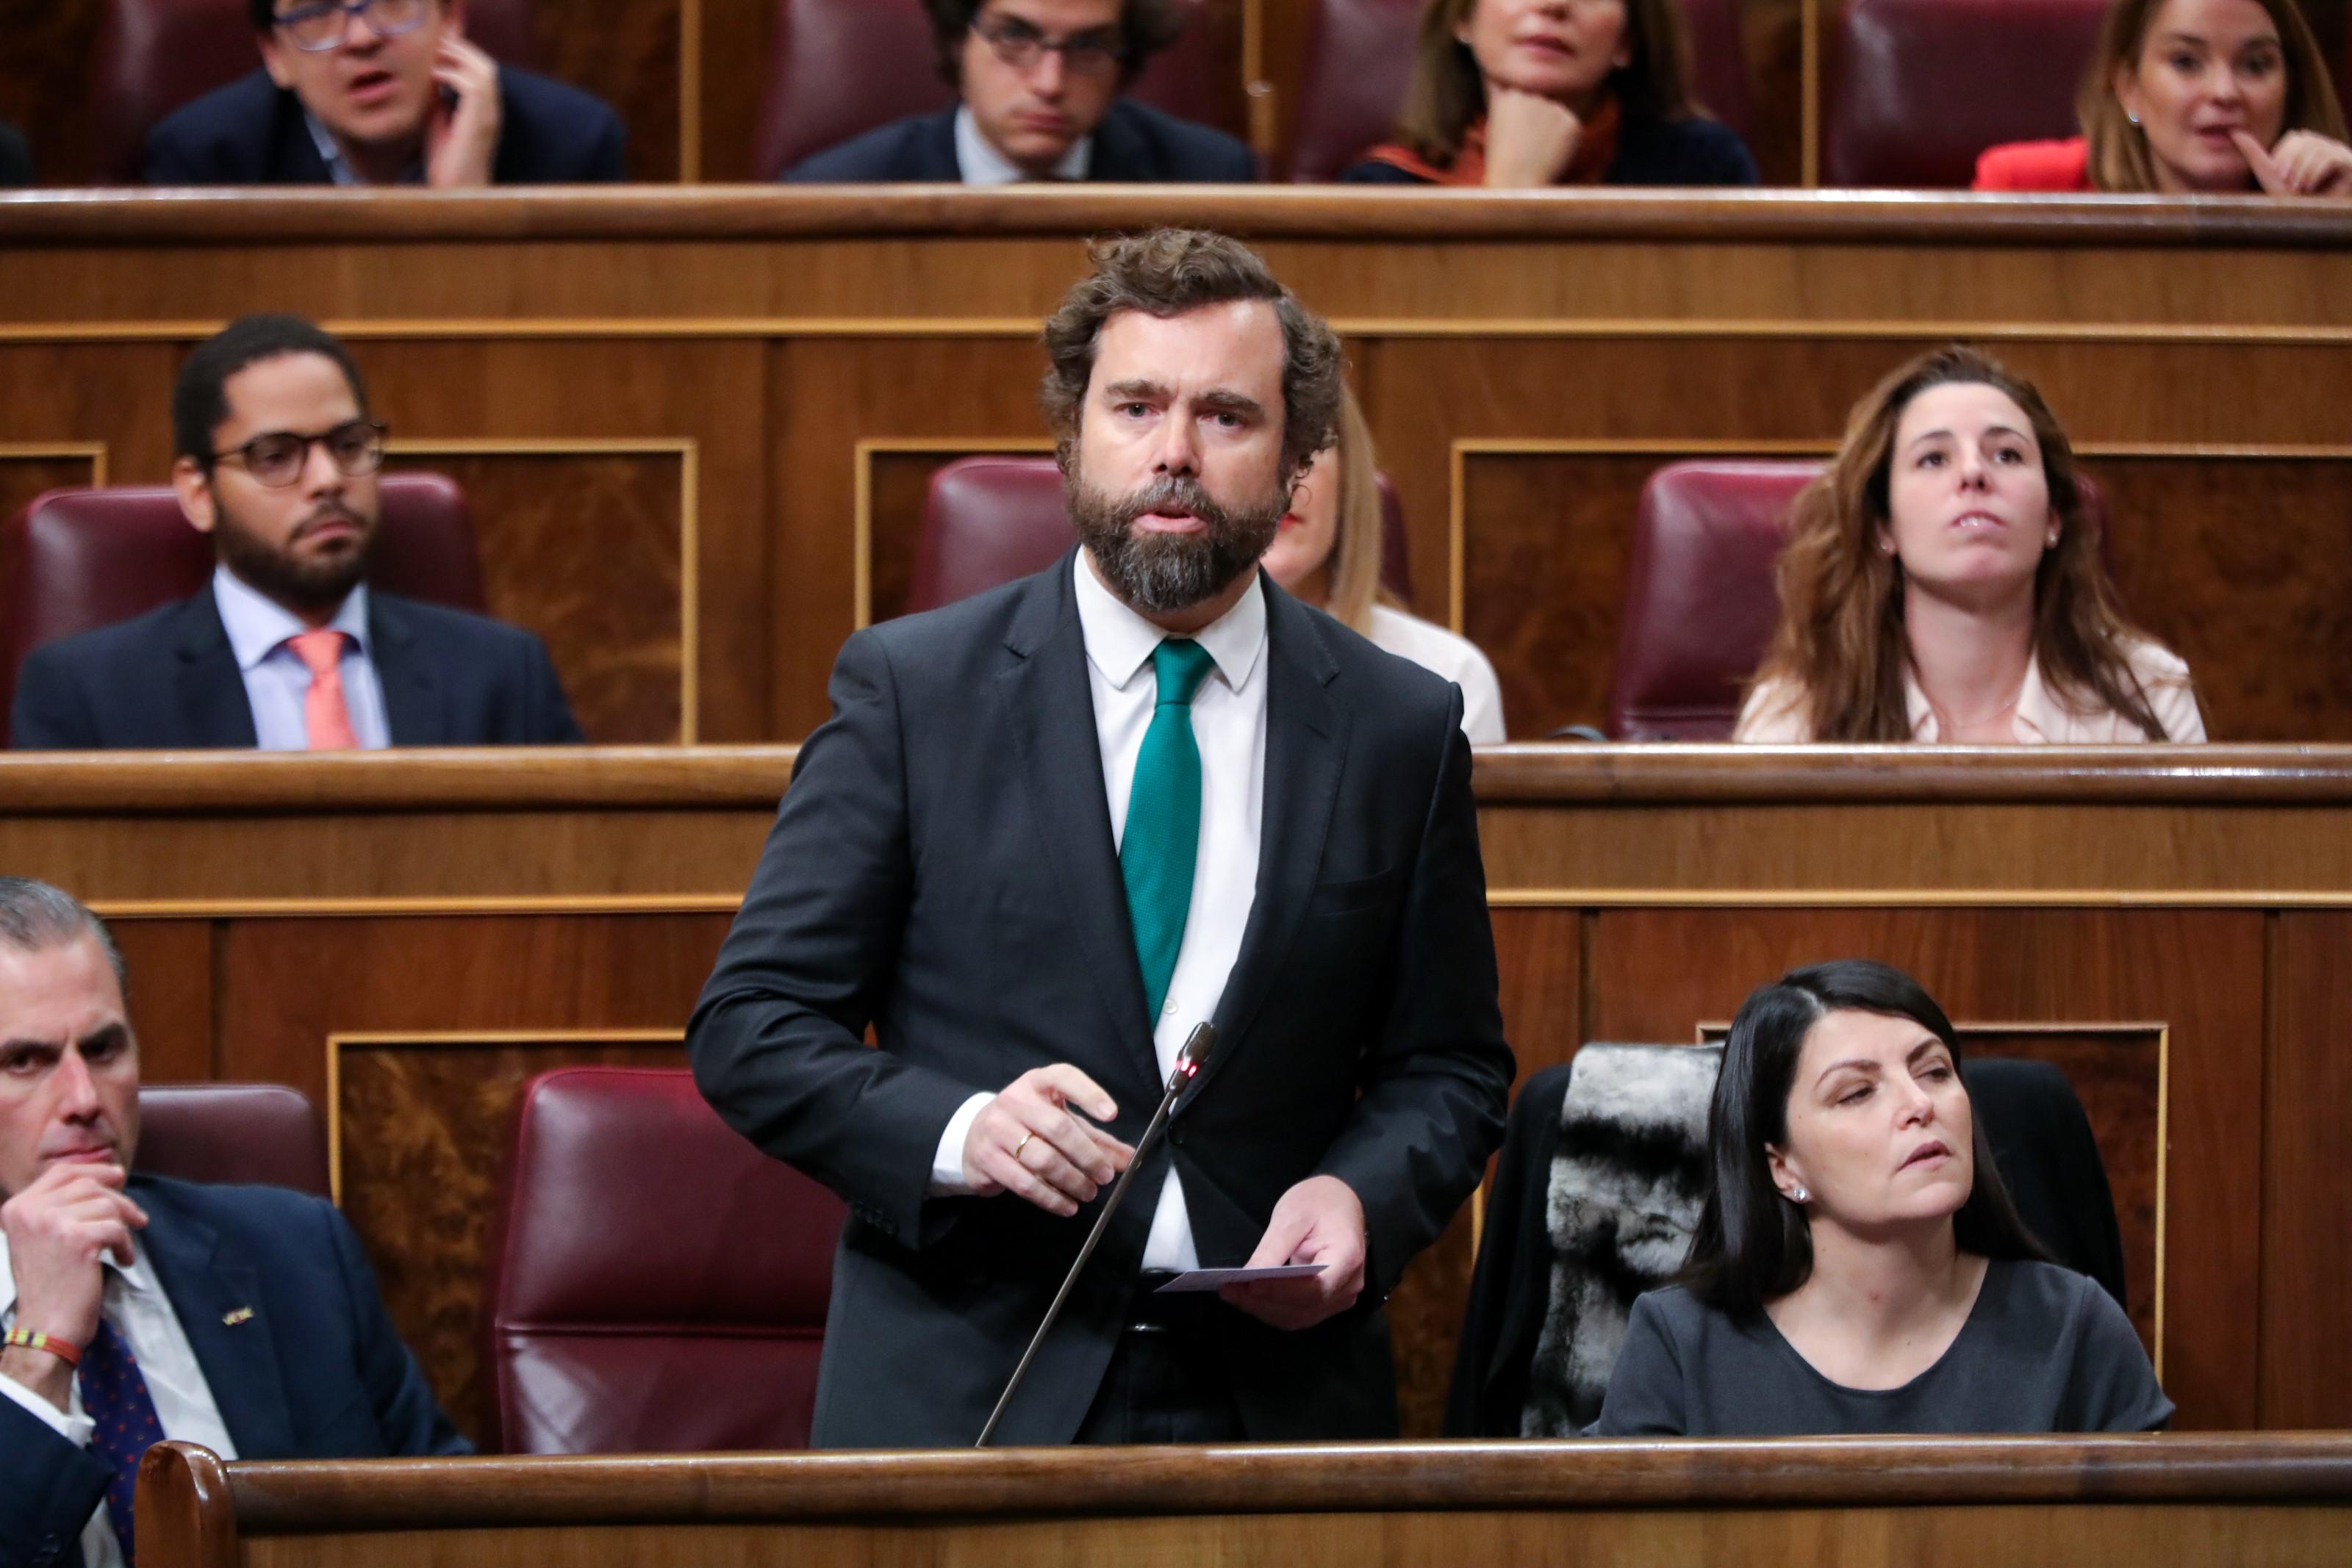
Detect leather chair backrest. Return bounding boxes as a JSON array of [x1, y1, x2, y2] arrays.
[[93, 0, 539, 184], [1283, 0, 1753, 182], [1607, 459, 1815, 741], [1607, 458, 2117, 740], [481, 1066, 848, 1454], [135, 1083, 331, 1196], [0, 475, 489, 745], [1824, 0, 2107, 187], [756, 0, 1243, 180], [903, 453, 1413, 615]]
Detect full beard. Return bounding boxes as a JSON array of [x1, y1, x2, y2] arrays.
[[213, 495, 374, 616], [1066, 469, 1287, 615]]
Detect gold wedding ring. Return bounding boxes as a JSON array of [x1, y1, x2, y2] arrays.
[[1012, 1132, 1036, 1162]]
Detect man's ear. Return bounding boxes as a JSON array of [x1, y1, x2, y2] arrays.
[[442, 0, 468, 40], [173, 457, 220, 535], [257, 27, 295, 90]]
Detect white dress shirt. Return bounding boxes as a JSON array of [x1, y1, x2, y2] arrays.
[[1735, 639, 2206, 744], [212, 566, 392, 750], [1365, 604, 1507, 744], [931, 551, 1270, 1271], [0, 1232, 239, 1568], [953, 103, 1092, 184]]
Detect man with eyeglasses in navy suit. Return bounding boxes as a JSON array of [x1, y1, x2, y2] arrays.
[[143, 0, 624, 186], [783, 0, 1255, 184], [10, 315, 584, 751]]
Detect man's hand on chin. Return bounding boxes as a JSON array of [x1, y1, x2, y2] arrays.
[[1219, 1174, 1366, 1331]]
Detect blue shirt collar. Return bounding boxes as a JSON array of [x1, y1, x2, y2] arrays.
[[212, 564, 370, 674]]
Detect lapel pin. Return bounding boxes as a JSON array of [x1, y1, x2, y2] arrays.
[[222, 1307, 254, 1327]]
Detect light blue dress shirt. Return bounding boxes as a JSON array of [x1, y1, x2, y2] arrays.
[[211, 565, 392, 750], [953, 104, 1091, 184]]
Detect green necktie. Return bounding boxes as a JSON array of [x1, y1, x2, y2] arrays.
[[1120, 638, 1219, 1023]]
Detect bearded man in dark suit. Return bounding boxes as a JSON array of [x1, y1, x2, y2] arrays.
[[691, 229, 1510, 1447]]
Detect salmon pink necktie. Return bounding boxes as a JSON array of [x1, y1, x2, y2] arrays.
[[287, 629, 359, 750]]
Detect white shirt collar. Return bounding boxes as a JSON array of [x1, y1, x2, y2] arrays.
[[953, 102, 1092, 184], [0, 1223, 157, 1321], [213, 564, 370, 675], [1903, 652, 2064, 743], [1072, 549, 1266, 697]]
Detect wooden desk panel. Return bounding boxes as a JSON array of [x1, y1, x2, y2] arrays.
[[6, 746, 2351, 1434], [137, 1437, 2352, 1568], [1, 193, 2348, 741]]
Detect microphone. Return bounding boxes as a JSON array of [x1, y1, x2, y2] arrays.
[[975, 1021, 1216, 1448]]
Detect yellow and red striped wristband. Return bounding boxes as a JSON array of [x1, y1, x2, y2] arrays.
[[1, 1328, 82, 1368]]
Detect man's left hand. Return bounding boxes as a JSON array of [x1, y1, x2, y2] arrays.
[[1219, 1174, 1366, 1331], [424, 33, 503, 189]]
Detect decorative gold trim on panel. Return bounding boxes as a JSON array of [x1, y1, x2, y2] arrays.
[[678, 0, 703, 184], [388, 436, 702, 744], [1485, 888, 2352, 907], [0, 442, 110, 486], [1801, 0, 1821, 188], [93, 895, 747, 919], [853, 436, 1058, 629], [1690, 1017, 2171, 1375], [325, 1026, 686, 1205]]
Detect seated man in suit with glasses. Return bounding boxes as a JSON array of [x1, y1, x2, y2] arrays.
[[144, 0, 625, 186], [10, 314, 584, 750], [783, 0, 1255, 184]]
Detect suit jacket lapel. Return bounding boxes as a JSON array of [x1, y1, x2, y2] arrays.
[[134, 1181, 295, 1459], [1089, 102, 1150, 181], [171, 591, 260, 747], [1193, 581, 1347, 1105], [370, 596, 441, 745], [1001, 555, 1161, 1087], [920, 107, 964, 180]]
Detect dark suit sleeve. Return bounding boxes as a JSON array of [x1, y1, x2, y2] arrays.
[[0, 1392, 110, 1568], [522, 636, 586, 744], [10, 645, 99, 749], [1315, 688, 1514, 1301], [689, 629, 986, 1244], [581, 103, 627, 181], [320, 1203, 470, 1456]]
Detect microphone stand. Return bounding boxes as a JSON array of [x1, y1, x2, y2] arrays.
[[975, 1022, 1216, 1448]]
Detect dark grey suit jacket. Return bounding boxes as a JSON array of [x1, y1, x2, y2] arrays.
[[689, 553, 1512, 1446], [9, 587, 584, 749], [3, 1177, 467, 1568], [781, 98, 1255, 183]]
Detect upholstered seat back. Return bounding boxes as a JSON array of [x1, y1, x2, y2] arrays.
[[93, 0, 538, 183], [135, 1083, 331, 1196], [482, 1066, 847, 1454], [0, 475, 488, 744], [1283, 0, 1754, 181], [756, 0, 1243, 179], [904, 454, 1413, 615], [1824, 0, 2107, 187]]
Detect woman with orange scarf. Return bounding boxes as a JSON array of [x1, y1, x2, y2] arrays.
[[1341, 0, 1756, 187]]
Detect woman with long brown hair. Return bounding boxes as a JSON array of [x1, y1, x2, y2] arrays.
[[1262, 387, 1507, 741], [1341, 0, 1755, 187], [1737, 346, 2204, 744], [1974, 0, 2352, 193]]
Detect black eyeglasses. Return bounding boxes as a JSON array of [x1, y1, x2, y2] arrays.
[[272, 0, 430, 53], [212, 420, 388, 487], [972, 16, 1125, 78]]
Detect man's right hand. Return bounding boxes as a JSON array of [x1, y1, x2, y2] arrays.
[[0, 1161, 145, 1411], [961, 1065, 1135, 1217]]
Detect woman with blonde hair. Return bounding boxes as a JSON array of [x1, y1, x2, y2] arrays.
[[1263, 388, 1507, 741], [1736, 346, 2204, 744], [1341, 0, 1755, 187], [1974, 0, 2352, 193]]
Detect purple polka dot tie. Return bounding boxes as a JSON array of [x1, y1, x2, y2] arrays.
[[78, 1317, 165, 1567]]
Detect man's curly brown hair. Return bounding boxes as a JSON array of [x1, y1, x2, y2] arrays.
[[1040, 229, 1344, 486]]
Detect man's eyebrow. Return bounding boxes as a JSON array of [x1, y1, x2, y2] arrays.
[[1103, 378, 1172, 402], [1195, 390, 1267, 420]]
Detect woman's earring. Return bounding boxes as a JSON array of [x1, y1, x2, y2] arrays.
[[1791, 1186, 1810, 1204], [2127, 111, 2141, 126]]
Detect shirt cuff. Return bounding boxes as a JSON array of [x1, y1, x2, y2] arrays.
[[0, 1364, 90, 1444], [927, 1092, 995, 1195]]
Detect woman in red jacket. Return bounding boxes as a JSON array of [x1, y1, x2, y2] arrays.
[[1974, 0, 2351, 194]]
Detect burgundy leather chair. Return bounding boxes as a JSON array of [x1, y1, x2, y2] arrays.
[[134, 1083, 331, 1197], [903, 454, 1414, 615], [0, 475, 490, 745], [1606, 460, 1815, 740], [1824, 0, 2107, 188], [481, 1067, 847, 1454], [93, 0, 539, 184], [755, 0, 1243, 179], [1282, 0, 1754, 182]]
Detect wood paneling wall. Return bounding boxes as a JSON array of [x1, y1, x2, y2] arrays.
[[2, 192, 2347, 744], [12, 745, 2352, 1439]]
